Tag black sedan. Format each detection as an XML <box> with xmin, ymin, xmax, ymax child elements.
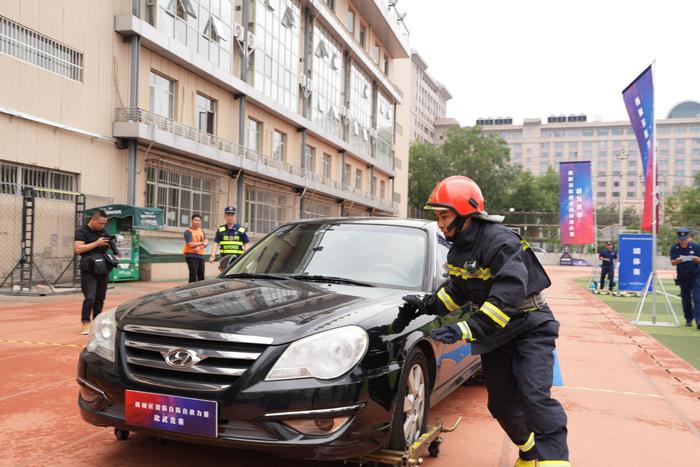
<box><xmin>77</xmin><ymin>218</ymin><xmax>481</xmax><ymax>460</ymax></box>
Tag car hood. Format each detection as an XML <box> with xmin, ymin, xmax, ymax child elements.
<box><xmin>116</xmin><ymin>278</ymin><xmax>407</xmax><ymax>345</ymax></box>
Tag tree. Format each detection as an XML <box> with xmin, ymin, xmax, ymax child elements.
<box><xmin>505</xmin><ymin>167</ymin><xmax>559</xmax><ymax>212</ymax></box>
<box><xmin>408</xmin><ymin>126</ymin><xmax>516</xmax><ymax>212</ymax></box>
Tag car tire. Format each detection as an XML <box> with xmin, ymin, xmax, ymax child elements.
<box><xmin>388</xmin><ymin>347</ymin><xmax>430</xmax><ymax>451</ymax></box>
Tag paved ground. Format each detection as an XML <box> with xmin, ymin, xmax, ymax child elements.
<box><xmin>1</xmin><ymin>267</ymin><xmax>699</xmax><ymax>466</ymax></box>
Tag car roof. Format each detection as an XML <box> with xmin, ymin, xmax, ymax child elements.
<box><xmin>287</xmin><ymin>217</ymin><xmax>435</xmax><ymax>229</ymax></box>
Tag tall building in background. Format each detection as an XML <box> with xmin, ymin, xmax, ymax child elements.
<box><xmin>409</xmin><ymin>50</ymin><xmax>454</xmax><ymax>143</ymax></box>
<box><xmin>0</xmin><ymin>0</ymin><xmax>412</xmax><ymax>280</ymax></box>
<box><xmin>476</xmin><ymin>102</ymin><xmax>700</xmax><ymax>212</ymax></box>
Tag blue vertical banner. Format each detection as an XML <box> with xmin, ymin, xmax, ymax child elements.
<box><xmin>622</xmin><ymin>65</ymin><xmax>656</xmax><ymax>232</ymax></box>
<box><xmin>559</xmin><ymin>161</ymin><xmax>594</xmax><ymax>244</ymax></box>
<box><xmin>618</xmin><ymin>234</ymin><xmax>653</xmax><ymax>291</ymax></box>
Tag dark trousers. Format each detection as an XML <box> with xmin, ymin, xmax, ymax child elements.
<box><xmin>599</xmin><ymin>267</ymin><xmax>614</xmax><ymax>290</ymax></box>
<box><xmin>679</xmin><ymin>277</ymin><xmax>694</xmax><ymax>324</ymax></box>
<box><xmin>186</xmin><ymin>256</ymin><xmax>205</xmax><ymax>283</ymax></box>
<box><xmin>480</xmin><ymin>318</ymin><xmax>569</xmax><ymax>462</ymax></box>
<box><xmin>81</xmin><ymin>272</ymin><xmax>109</xmax><ymax>323</ymax></box>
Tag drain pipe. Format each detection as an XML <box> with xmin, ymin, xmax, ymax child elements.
<box><xmin>127</xmin><ymin>0</ymin><xmax>140</xmax><ymax>205</ymax></box>
<box><xmin>236</xmin><ymin>0</ymin><xmax>250</xmax><ymax>215</ymax></box>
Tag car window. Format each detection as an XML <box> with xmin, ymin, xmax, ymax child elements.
<box><xmin>226</xmin><ymin>223</ymin><xmax>428</xmax><ymax>289</ymax></box>
<box><xmin>436</xmin><ymin>231</ymin><xmax>451</xmax><ymax>283</ymax></box>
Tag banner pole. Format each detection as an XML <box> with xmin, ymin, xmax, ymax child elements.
<box><xmin>651</xmin><ymin>61</ymin><xmax>658</xmax><ymax>324</ymax></box>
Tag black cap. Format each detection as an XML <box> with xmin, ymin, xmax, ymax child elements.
<box><xmin>224</xmin><ymin>206</ymin><xmax>237</xmax><ymax>215</ymax></box>
<box><xmin>677</xmin><ymin>227</ymin><xmax>690</xmax><ymax>239</ymax></box>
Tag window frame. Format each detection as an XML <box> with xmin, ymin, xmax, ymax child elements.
<box><xmin>272</xmin><ymin>129</ymin><xmax>287</xmax><ymax>161</ymax></box>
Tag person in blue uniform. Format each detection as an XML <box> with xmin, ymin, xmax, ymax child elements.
<box><xmin>209</xmin><ymin>206</ymin><xmax>249</xmax><ymax>271</ymax></box>
<box><xmin>598</xmin><ymin>241</ymin><xmax>617</xmax><ymax>291</ymax></box>
<box><xmin>670</xmin><ymin>228</ymin><xmax>700</xmax><ymax>328</ymax></box>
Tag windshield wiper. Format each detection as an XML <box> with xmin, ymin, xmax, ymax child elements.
<box><xmin>224</xmin><ymin>272</ymin><xmax>289</xmax><ymax>280</ymax></box>
<box><xmin>289</xmin><ymin>274</ymin><xmax>375</xmax><ymax>287</ymax></box>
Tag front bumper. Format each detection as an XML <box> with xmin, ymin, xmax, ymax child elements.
<box><xmin>77</xmin><ymin>349</ymin><xmax>401</xmax><ymax>460</ymax></box>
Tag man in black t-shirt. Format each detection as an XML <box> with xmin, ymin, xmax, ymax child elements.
<box><xmin>74</xmin><ymin>210</ymin><xmax>111</xmax><ymax>335</ymax></box>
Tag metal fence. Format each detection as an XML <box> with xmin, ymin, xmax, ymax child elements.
<box><xmin>0</xmin><ymin>188</ymin><xmax>112</xmax><ymax>293</ymax></box>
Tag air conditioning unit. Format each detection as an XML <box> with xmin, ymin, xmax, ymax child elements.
<box><xmin>368</xmin><ymin>127</ymin><xmax>378</xmax><ymax>137</ymax></box>
<box><xmin>233</xmin><ymin>22</ymin><xmax>244</xmax><ymax>39</ymax></box>
<box><xmin>246</xmin><ymin>31</ymin><xmax>255</xmax><ymax>49</ymax></box>
<box><xmin>299</xmin><ymin>73</ymin><xmax>307</xmax><ymax>88</ymax></box>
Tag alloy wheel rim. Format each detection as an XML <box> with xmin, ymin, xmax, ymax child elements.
<box><xmin>402</xmin><ymin>363</ymin><xmax>425</xmax><ymax>445</ymax></box>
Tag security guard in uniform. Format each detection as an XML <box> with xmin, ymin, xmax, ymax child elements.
<box><xmin>598</xmin><ymin>241</ymin><xmax>617</xmax><ymax>291</ymax></box>
<box><xmin>670</xmin><ymin>228</ymin><xmax>700</xmax><ymax>327</ymax></box>
<box><xmin>403</xmin><ymin>176</ymin><xmax>569</xmax><ymax>467</ymax></box>
<box><xmin>209</xmin><ymin>206</ymin><xmax>249</xmax><ymax>271</ymax></box>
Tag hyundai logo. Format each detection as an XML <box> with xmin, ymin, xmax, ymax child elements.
<box><xmin>164</xmin><ymin>349</ymin><xmax>199</xmax><ymax>368</ymax></box>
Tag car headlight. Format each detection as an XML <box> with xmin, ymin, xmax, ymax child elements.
<box><xmin>266</xmin><ymin>326</ymin><xmax>368</xmax><ymax>381</ymax></box>
<box><xmin>86</xmin><ymin>307</ymin><xmax>117</xmax><ymax>362</ymax></box>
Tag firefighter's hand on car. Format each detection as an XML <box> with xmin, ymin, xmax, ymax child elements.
<box><xmin>432</xmin><ymin>321</ymin><xmax>474</xmax><ymax>344</ymax></box>
<box><xmin>401</xmin><ymin>293</ymin><xmax>438</xmax><ymax>315</ymax></box>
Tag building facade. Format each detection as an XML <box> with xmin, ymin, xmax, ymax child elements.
<box><xmin>0</xmin><ymin>0</ymin><xmax>412</xmax><ymax>280</ymax></box>
<box><xmin>409</xmin><ymin>50</ymin><xmax>451</xmax><ymax>144</ymax></box>
<box><xmin>477</xmin><ymin>103</ymin><xmax>700</xmax><ymax>212</ymax></box>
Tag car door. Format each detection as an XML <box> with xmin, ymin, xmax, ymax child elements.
<box><xmin>432</xmin><ymin>230</ymin><xmax>480</xmax><ymax>388</ymax></box>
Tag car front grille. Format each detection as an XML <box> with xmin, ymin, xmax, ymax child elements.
<box><xmin>120</xmin><ymin>325</ymin><xmax>272</xmax><ymax>392</ymax></box>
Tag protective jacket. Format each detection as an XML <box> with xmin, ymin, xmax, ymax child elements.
<box><xmin>435</xmin><ymin>219</ymin><xmax>554</xmax><ymax>354</ymax></box>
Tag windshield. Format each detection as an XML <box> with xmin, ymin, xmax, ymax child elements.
<box><xmin>225</xmin><ymin>222</ymin><xmax>428</xmax><ymax>289</ymax></box>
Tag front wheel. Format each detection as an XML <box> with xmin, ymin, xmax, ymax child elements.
<box><xmin>389</xmin><ymin>348</ymin><xmax>430</xmax><ymax>451</ymax></box>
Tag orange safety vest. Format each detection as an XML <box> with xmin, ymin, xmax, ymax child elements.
<box><xmin>183</xmin><ymin>228</ymin><xmax>206</xmax><ymax>255</ymax></box>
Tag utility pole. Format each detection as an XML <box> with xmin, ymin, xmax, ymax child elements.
<box><xmin>615</xmin><ymin>150</ymin><xmax>629</xmax><ymax>229</ymax></box>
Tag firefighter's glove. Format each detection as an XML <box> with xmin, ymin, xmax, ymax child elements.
<box><xmin>432</xmin><ymin>321</ymin><xmax>474</xmax><ymax>344</ymax></box>
<box><xmin>401</xmin><ymin>293</ymin><xmax>439</xmax><ymax>316</ymax></box>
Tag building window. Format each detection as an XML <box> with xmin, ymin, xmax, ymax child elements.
<box><xmin>323</xmin><ymin>153</ymin><xmax>332</xmax><ymax>179</ymax></box>
<box><xmin>148</xmin><ymin>0</ymin><xmax>232</xmax><ymax>70</ymax></box>
<box><xmin>311</xmin><ymin>25</ymin><xmax>344</xmax><ymax>138</ymax></box>
<box><xmin>272</xmin><ymin>130</ymin><xmax>287</xmax><ymax>161</ymax></box>
<box><xmin>376</xmin><ymin>91</ymin><xmax>395</xmax><ymax>169</ymax></box>
<box><xmin>149</xmin><ymin>71</ymin><xmax>175</xmax><ymax>119</ymax></box>
<box><xmin>0</xmin><ymin>15</ymin><xmax>84</xmax><ymax>82</ymax></box>
<box><xmin>248</xmin><ymin>0</ymin><xmax>300</xmax><ymax>111</ymax></box>
<box><xmin>371</xmin><ymin>176</ymin><xmax>377</xmax><ymax>195</ymax></box>
<box><xmin>596</xmin><ymin>191</ymin><xmax>606</xmax><ymax>198</ymax></box>
<box><xmin>244</xmin><ymin>184</ymin><xmax>294</xmax><ymax>235</ymax></box>
<box><xmin>343</xmin><ymin>163</ymin><xmax>351</xmax><ymax>187</ymax></box>
<box><xmin>145</xmin><ymin>160</ymin><xmax>216</xmax><ymax>229</ymax></box>
<box><xmin>305</xmin><ymin>145</ymin><xmax>316</xmax><ymax>173</ymax></box>
<box><xmin>303</xmin><ymin>198</ymin><xmax>335</xmax><ymax>219</ymax></box>
<box><xmin>204</xmin><ymin>16</ymin><xmax>226</xmax><ymax>42</ymax></box>
<box><xmin>372</xmin><ymin>43</ymin><xmax>380</xmax><ymax>63</ymax></box>
<box><xmin>355</xmin><ymin>169</ymin><xmax>363</xmax><ymax>190</ymax></box>
<box><xmin>380</xmin><ymin>180</ymin><xmax>386</xmax><ymax>199</ymax></box>
<box><xmin>323</xmin><ymin>0</ymin><xmax>335</xmax><ymax>11</ymax></box>
<box><xmin>348</xmin><ymin>63</ymin><xmax>373</xmax><ymax>156</ymax></box>
<box><xmin>359</xmin><ymin>23</ymin><xmax>367</xmax><ymax>48</ymax></box>
<box><xmin>0</xmin><ymin>161</ymin><xmax>76</xmax><ymax>200</ymax></box>
<box><xmin>196</xmin><ymin>94</ymin><xmax>216</xmax><ymax>134</ymax></box>
<box><xmin>346</xmin><ymin>9</ymin><xmax>355</xmax><ymax>33</ymax></box>
<box><xmin>383</xmin><ymin>57</ymin><xmax>389</xmax><ymax>75</ymax></box>
<box><xmin>626</xmin><ymin>191</ymin><xmax>636</xmax><ymax>197</ymax></box>
<box><xmin>248</xmin><ymin>118</ymin><xmax>262</xmax><ymax>152</ymax></box>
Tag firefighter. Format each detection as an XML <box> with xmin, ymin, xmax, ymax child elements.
<box><xmin>402</xmin><ymin>176</ymin><xmax>569</xmax><ymax>467</ymax></box>
<box><xmin>209</xmin><ymin>206</ymin><xmax>249</xmax><ymax>271</ymax></box>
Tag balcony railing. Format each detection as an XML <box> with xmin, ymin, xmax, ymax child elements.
<box><xmin>114</xmin><ymin>108</ymin><xmax>396</xmax><ymax>212</ymax></box>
